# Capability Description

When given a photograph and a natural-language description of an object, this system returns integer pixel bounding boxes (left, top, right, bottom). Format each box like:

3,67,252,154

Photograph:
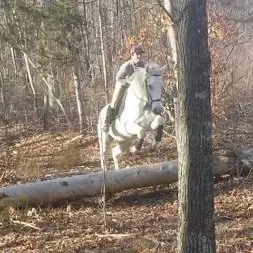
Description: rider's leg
102,106,116,132
110,81,127,108
103,81,127,132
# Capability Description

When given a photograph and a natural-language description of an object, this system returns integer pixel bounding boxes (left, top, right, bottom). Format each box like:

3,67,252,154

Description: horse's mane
129,67,146,85
130,62,162,82
129,62,164,89
146,62,164,76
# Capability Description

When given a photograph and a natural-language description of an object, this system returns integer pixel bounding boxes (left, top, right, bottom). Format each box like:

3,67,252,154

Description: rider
102,45,146,132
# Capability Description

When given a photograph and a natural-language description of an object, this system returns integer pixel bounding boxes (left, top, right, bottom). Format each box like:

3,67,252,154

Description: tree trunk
0,69,7,122
0,153,248,208
73,67,84,132
98,0,109,104
26,56,70,127
163,0,178,68
81,0,92,80
42,94,49,130
23,52,38,116
171,0,216,252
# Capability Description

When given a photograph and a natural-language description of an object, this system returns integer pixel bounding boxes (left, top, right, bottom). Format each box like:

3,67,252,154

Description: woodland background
0,0,252,132
0,0,252,252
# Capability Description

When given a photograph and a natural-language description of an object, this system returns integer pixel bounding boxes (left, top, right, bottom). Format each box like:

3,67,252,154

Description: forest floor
0,125,252,253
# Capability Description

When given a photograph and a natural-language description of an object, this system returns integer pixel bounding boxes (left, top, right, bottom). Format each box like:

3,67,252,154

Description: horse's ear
161,65,167,74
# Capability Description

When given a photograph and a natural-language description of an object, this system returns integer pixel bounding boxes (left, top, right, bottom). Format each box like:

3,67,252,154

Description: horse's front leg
130,132,146,154
112,141,133,170
125,123,146,154
152,125,164,149
151,115,165,149
134,137,144,152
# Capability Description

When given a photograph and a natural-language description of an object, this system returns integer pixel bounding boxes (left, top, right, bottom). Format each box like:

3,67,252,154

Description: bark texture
171,0,216,252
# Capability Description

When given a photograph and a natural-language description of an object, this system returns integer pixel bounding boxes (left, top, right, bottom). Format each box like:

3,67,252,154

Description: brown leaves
0,128,252,252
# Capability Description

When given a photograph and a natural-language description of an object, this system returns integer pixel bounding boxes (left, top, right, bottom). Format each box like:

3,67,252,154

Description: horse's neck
119,92,146,122
129,71,147,101
118,77,147,120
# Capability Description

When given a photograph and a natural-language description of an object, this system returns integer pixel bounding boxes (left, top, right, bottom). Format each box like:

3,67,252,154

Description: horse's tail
97,105,107,140
97,105,112,170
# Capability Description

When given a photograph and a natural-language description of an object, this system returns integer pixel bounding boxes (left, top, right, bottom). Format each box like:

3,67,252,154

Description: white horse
98,63,166,170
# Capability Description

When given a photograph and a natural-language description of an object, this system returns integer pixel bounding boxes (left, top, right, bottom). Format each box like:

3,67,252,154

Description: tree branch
156,0,175,23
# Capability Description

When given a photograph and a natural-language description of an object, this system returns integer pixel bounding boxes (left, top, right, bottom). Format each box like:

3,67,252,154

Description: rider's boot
102,105,116,132
111,81,128,108
102,82,128,133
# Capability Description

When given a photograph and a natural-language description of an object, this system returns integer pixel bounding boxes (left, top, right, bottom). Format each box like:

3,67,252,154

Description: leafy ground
0,126,252,253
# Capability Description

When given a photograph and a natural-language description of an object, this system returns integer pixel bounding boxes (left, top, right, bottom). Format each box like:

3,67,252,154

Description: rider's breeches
110,81,127,109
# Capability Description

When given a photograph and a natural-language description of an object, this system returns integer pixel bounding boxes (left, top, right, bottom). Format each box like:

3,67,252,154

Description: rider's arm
136,61,145,68
116,61,134,83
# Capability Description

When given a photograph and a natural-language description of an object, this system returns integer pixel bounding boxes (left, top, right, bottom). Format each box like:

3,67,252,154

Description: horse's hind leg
99,133,112,171
112,141,132,170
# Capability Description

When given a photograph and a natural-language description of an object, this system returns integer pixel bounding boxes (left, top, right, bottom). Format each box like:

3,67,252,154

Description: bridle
145,74,162,107
130,71,163,109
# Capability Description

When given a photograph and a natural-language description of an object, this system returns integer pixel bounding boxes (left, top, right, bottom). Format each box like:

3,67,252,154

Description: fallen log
222,142,253,169
0,153,250,207
0,160,177,207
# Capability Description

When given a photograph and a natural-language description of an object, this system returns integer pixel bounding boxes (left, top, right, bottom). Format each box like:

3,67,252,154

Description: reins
146,74,162,107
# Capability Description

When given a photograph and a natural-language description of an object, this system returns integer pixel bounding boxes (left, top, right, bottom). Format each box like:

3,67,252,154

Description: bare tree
98,0,109,104
23,52,38,116
167,0,217,252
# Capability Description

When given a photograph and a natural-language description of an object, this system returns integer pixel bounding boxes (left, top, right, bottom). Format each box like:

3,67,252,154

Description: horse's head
145,63,166,115
128,63,166,115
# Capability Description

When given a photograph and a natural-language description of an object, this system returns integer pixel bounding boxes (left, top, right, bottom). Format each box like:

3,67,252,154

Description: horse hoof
130,146,140,154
